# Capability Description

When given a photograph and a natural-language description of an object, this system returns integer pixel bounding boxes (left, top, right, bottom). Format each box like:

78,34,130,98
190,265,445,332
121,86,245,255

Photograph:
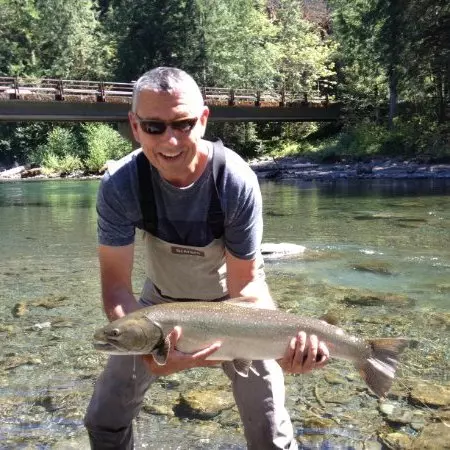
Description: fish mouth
93,340,126,353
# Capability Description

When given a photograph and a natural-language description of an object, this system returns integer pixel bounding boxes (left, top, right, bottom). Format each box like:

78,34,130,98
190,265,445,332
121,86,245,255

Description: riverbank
2,157,450,182
249,156,450,181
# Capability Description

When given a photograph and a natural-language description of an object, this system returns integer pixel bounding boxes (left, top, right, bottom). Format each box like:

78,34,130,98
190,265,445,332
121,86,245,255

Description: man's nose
162,126,178,145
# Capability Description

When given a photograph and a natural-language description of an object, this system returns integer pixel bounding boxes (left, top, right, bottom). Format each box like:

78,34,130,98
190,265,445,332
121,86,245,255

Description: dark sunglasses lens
141,121,166,135
170,118,197,132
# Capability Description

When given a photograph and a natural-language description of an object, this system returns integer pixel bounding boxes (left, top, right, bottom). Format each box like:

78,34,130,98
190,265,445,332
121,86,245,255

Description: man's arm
98,243,221,375
225,250,329,374
98,244,140,321
225,249,274,308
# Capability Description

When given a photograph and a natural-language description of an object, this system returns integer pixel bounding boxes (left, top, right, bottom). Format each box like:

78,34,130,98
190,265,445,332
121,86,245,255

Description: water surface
0,178,449,449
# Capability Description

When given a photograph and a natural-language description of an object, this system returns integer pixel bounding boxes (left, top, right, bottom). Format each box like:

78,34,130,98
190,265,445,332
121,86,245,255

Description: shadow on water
284,178,450,198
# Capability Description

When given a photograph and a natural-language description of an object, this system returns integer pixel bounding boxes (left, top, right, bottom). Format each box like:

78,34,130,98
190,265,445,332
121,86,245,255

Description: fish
93,297,408,398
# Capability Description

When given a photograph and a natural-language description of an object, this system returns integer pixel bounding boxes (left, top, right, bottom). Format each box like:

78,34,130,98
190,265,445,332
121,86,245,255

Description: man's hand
142,326,222,377
278,331,329,374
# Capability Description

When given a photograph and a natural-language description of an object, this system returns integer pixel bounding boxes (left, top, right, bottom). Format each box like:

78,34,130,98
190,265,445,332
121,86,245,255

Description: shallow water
0,178,449,449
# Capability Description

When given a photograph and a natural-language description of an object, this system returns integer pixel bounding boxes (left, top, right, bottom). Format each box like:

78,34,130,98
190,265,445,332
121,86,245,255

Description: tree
105,0,205,81
33,0,112,79
0,0,39,76
273,0,336,93
198,0,280,88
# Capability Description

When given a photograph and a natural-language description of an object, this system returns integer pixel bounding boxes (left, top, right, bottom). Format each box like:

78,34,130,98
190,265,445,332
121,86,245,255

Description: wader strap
136,151,157,235
209,140,225,239
136,140,226,238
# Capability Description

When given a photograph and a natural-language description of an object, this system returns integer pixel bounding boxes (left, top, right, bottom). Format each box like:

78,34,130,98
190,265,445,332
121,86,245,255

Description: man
84,67,329,449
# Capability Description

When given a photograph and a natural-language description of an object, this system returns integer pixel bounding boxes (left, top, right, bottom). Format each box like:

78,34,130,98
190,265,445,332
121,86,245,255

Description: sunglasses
135,114,198,135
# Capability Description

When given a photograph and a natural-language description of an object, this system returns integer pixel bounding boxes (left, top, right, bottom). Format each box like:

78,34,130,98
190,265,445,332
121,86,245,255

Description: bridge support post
117,121,140,149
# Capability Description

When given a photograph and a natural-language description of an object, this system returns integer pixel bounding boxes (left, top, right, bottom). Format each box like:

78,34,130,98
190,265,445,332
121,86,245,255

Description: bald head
132,67,204,112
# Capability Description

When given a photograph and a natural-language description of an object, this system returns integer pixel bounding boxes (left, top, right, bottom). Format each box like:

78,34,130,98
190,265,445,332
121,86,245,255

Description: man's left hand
278,332,329,374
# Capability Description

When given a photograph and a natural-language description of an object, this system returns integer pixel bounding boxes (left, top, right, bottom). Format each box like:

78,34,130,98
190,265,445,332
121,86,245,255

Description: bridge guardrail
0,77,334,107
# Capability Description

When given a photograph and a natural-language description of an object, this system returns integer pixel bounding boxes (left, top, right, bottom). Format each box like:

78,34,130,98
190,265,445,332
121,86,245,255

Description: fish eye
111,328,120,337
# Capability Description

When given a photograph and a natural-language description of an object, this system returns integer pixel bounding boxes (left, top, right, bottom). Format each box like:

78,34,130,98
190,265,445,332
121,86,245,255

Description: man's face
129,89,209,186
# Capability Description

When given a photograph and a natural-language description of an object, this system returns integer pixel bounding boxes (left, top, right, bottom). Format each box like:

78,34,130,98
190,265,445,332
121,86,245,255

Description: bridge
0,77,340,123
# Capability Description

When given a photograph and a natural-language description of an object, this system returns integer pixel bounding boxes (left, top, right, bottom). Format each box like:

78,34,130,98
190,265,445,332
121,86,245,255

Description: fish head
93,315,163,355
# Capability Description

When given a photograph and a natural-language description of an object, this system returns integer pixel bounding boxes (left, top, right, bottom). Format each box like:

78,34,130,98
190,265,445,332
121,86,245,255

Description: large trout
93,298,408,398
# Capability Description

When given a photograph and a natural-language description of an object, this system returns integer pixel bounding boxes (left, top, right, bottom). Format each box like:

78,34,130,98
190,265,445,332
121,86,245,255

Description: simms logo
171,246,205,257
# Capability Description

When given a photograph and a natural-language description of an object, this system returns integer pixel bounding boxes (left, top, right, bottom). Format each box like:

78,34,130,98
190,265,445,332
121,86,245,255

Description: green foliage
0,0,448,167
274,0,336,92
83,124,131,173
107,0,205,81
41,152,82,175
206,122,262,158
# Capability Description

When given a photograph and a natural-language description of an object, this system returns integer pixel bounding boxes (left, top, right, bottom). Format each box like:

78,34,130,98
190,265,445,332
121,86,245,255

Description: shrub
41,152,83,175
83,124,131,173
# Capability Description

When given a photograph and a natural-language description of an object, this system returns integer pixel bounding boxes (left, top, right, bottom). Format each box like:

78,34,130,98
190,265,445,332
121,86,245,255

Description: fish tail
357,338,409,398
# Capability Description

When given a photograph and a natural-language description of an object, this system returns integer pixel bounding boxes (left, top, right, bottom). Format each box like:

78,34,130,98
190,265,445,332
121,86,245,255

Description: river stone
260,242,306,259
324,372,346,385
173,389,235,420
12,302,28,317
412,423,450,449
380,432,413,449
351,261,394,275
302,416,336,429
410,382,450,407
31,295,68,309
342,291,411,307
379,402,396,416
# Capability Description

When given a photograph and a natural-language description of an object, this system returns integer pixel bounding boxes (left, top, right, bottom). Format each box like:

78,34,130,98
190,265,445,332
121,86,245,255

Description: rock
410,382,450,407
12,302,28,317
260,242,306,260
173,389,235,420
1,355,42,371
302,416,336,429
319,310,340,326
21,167,43,178
351,261,395,275
324,372,346,385
30,321,52,331
342,291,412,307
31,295,68,309
380,432,413,449
412,423,450,449
379,402,396,416
0,165,25,178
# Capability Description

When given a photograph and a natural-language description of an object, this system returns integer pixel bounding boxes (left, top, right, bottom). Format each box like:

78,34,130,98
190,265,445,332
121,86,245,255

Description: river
0,178,449,449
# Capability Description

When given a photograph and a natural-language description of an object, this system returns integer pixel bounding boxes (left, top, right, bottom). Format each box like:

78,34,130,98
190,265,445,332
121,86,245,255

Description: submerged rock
409,381,450,407
342,291,412,307
350,261,395,276
12,302,28,318
412,423,450,449
173,389,235,420
380,432,413,449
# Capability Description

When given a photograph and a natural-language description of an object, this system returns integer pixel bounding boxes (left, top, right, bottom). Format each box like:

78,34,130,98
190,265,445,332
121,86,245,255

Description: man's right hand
142,326,222,376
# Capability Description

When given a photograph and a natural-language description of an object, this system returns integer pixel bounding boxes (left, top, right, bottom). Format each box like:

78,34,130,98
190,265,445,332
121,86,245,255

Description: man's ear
128,111,141,143
199,106,209,137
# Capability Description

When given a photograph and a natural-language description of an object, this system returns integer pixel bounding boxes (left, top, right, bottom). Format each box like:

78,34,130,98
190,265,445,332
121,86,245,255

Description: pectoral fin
152,336,170,366
232,359,260,377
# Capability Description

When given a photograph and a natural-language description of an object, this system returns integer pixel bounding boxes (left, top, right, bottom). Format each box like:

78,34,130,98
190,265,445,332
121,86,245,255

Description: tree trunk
388,66,398,129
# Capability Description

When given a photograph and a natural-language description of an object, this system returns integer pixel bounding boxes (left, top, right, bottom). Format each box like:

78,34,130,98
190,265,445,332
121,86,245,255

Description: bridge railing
0,77,333,106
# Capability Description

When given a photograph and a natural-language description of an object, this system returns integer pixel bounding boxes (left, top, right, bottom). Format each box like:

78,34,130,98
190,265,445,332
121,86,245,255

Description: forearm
102,285,140,321
232,279,276,310
225,250,276,309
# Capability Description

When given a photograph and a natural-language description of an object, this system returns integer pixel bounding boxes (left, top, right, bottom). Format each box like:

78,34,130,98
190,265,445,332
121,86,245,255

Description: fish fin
357,337,409,398
152,336,170,366
232,359,259,377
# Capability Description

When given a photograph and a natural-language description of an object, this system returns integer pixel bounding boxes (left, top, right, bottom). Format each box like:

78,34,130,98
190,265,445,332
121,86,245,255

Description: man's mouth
160,151,182,161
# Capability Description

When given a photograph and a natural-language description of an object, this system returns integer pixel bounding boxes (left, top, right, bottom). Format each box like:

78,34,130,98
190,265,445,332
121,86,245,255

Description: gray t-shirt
97,141,263,260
